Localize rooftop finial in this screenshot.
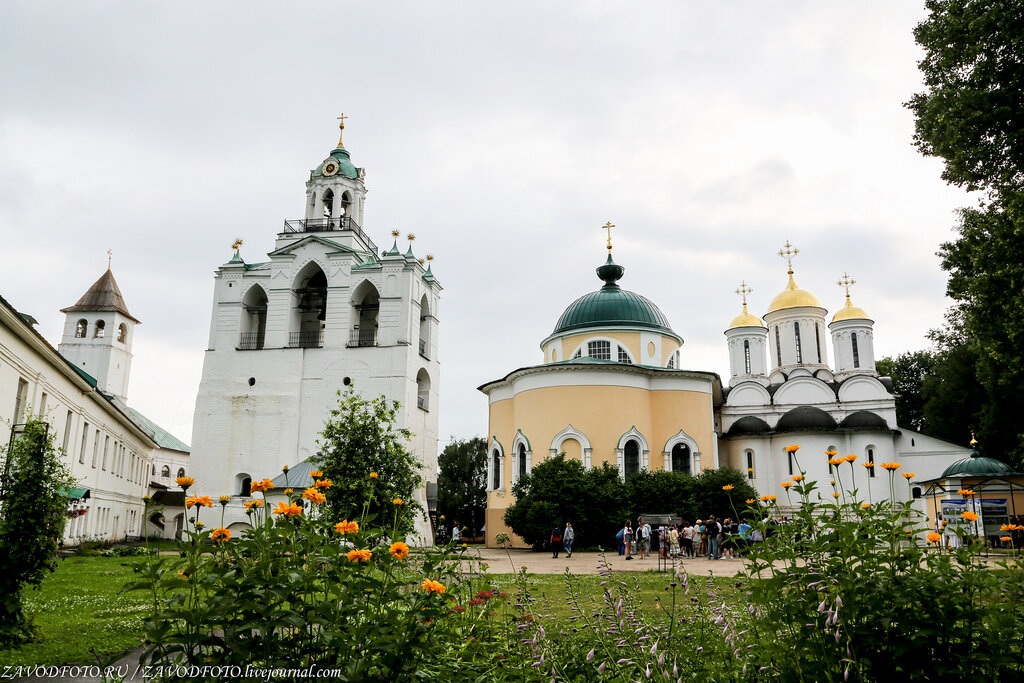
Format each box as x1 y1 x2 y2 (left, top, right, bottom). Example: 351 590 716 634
970 431 978 448
837 272 856 301
106 249 113 270
336 113 348 147
407 233 416 242
778 240 799 274
601 221 615 252
391 230 400 238
735 281 753 306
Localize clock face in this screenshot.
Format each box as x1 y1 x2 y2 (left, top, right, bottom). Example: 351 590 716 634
322 158 339 176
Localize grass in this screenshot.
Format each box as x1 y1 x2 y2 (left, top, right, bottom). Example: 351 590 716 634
0 555 151 667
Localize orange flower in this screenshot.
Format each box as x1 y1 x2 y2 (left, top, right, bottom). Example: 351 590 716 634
219 495 230 506
745 498 756 504
389 541 410 560
780 482 793 489
999 536 1012 542
393 497 405 505
346 549 372 563
831 492 841 498
185 496 213 509
722 485 734 491
961 511 979 522
824 449 838 457
784 444 801 453
272 501 303 517
370 472 379 479
927 532 942 543
334 520 359 534
243 499 264 510
315 479 332 489
309 470 324 479
747 467 754 473
902 472 916 479
862 462 875 469
844 454 858 463
421 578 446 594
176 476 195 489
282 465 289 472
302 487 326 504
284 488 293 494
211 527 231 542
250 479 274 493
759 495 776 502
791 475 803 482
957 489 975 496
828 458 844 467
860 503 870 509
880 462 900 471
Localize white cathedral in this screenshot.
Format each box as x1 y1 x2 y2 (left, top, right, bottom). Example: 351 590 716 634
188 120 441 537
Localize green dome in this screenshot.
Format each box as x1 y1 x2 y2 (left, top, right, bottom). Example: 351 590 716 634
313 147 359 179
940 451 1022 478
552 255 675 335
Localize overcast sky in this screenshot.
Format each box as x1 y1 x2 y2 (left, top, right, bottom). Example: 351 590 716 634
0 2 971 450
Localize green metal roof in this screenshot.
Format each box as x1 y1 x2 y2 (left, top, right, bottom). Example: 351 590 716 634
313 147 359 179
552 255 674 336
124 406 191 453
940 451 1022 478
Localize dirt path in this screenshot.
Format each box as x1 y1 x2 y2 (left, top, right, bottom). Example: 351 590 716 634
460 548 750 576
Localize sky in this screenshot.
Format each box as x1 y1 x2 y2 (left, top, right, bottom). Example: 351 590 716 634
0 2 972 449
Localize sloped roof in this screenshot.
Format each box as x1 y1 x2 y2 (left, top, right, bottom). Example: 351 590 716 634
271 459 317 489
106 395 190 453
61 269 140 323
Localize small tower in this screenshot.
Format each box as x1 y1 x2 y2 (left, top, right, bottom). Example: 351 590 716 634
829 273 876 378
762 242 829 375
304 114 366 227
58 262 139 402
725 281 768 383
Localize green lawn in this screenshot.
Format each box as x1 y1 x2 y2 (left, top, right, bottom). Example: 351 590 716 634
0 556 151 667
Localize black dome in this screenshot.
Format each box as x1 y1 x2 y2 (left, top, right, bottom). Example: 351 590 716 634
776 406 838 432
727 416 771 436
840 411 889 430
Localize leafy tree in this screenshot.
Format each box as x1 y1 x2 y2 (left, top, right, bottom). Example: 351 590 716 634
437 437 487 538
623 470 695 520
690 468 758 522
315 385 423 537
0 417 75 646
877 351 937 432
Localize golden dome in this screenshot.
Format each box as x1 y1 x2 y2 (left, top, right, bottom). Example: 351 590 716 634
766 272 822 312
728 303 764 329
832 295 871 322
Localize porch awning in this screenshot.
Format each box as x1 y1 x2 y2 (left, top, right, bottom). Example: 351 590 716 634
61 487 90 500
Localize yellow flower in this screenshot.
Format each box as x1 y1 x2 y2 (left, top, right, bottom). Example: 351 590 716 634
185 496 213 509
243 499 263 510
315 479 332 489
250 479 274 493
902 472 916 479
272 501 303 517
219 495 230 506
334 520 359 534
999 536 1012 542
745 498 756 504
828 458 844 467
393 498 405 505
421 578 447 594
824 449 838 457
831 492 841 498
791 475 803 482
440 515 445 520
390 541 410 560
282 465 289 472
747 467 754 472
759 495 776 502
862 462 875 469
310 470 324 479
211 527 231 542
780 482 793 489
844 454 858 463
722 485 734 491
861 503 870 509
370 472 379 479
830 480 836 486
302 487 326 504
347 548 372 563
927 532 942 543
961 511 979 522
176 476 195 489
284 488 293 494
957 489 975 496
785 444 801 453
880 462 901 471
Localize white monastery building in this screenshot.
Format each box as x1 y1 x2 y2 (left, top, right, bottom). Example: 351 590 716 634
189 120 441 538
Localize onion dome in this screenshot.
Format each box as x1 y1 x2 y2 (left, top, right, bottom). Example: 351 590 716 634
832 294 871 322
728 303 764 329
940 449 1022 478
312 117 359 179
552 254 675 335
776 406 838 432
767 271 822 312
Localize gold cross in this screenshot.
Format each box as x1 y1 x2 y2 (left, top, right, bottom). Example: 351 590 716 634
778 240 799 272
601 222 615 251
106 249 112 269
735 281 753 305
336 114 348 146
391 229 400 238
232 238 243 251
407 233 416 242
836 272 856 296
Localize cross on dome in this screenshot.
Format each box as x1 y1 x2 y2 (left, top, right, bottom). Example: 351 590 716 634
778 240 799 274
735 281 753 305
601 222 615 252
837 272 856 297
336 113 348 147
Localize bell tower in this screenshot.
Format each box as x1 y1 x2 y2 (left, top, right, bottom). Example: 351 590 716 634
304 115 366 226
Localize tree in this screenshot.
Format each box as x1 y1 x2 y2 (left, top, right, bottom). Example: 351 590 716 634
0 417 75 646
690 468 758 522
876 351 937 432
436 437 487 538
315 386 422 537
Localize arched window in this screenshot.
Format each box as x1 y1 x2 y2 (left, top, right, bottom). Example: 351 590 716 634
75 319 88 338
587 340 611 360
351 280 380 347
94 320 106 338
237 474 252 496
292 264 327 348
518 443 527 478
618 345 633 364
340 191 352 216
117 323 127 343
746 450 754 479
867 448 876 478
775 327 782 366
912 486 922 499
827 444 837 474
671 443 690 474
419 295 430 358
815 322 822 363
572 348 582 359
416 368 430 410
794 322 803 363
160 465 170 477
743 340 751 374
624 440 640 479
492 450 501 490
322 188 334 218
177 467 186 479
241 285 268 349
852 332 860 368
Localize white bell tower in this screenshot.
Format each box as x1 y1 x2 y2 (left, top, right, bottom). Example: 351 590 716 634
725 281 768 382
829 273 876 379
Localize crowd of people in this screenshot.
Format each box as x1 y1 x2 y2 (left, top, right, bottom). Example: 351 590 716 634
611 516 767 561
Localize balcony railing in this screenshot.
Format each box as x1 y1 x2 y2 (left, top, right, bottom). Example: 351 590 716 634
349 329 378 347
238 333 265 350
419 339 428 359
282 217 378 255
289 331 323 348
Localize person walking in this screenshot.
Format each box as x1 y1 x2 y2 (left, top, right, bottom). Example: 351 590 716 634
638 518 651 560
706 516 721 560
623 523 634 560
682 522 695 558
563 522 575 558
668 524 680 558
550 524 562 558
452 521 461 544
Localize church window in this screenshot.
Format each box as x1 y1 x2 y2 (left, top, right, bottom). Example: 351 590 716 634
492 450 501 490
63 410 73 455
588 340 611 360
518 444 527 478
101 436 110 470
672 443 690 474
618 345 632 364
13 378 28 420
788 450 794 476
867 448 875 478
341 191 352 216
794 322 803 363
827 444 837 474
94 320 105 338
852 333 860 368
419 295 430 359
416 369 430 410
321 188 334 218
238 474 252 497
75 319 88 338
624 440 640 479
177 468 186 479
92 430 100 468
743 340 751 374
161 465 170 477
117 323 128 343
79 422 89 464
350 280 380 348
572 348 582 359
291 266 327 348
241 285 268 350
775 327 782 366
912 486 922 499
815 323 822 363
746 450 754 479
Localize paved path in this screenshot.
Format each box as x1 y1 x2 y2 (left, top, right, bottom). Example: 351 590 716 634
461 548 749 576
